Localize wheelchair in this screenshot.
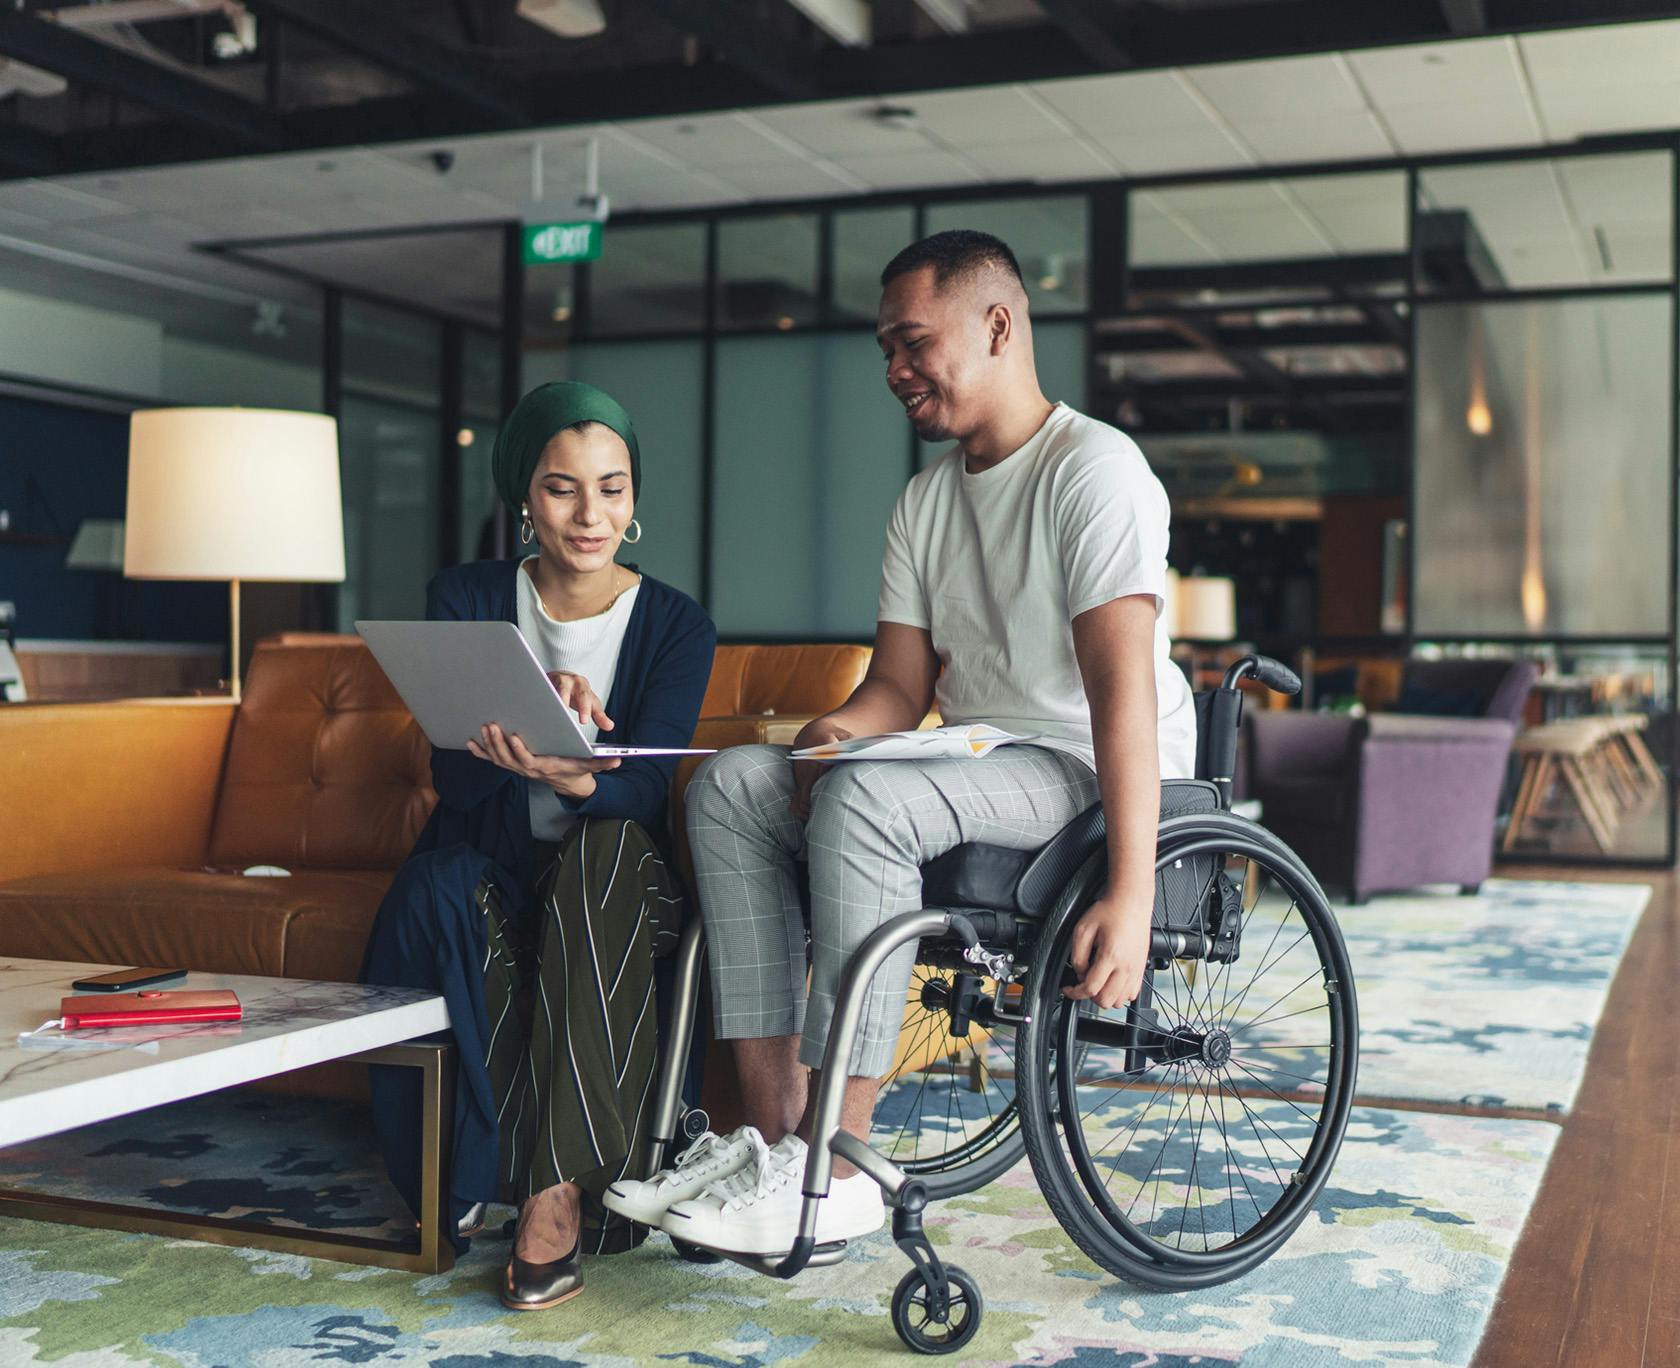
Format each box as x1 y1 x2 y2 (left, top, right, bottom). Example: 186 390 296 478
643 655 1359 1355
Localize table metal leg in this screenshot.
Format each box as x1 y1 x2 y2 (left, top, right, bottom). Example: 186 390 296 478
0 1038 456 1274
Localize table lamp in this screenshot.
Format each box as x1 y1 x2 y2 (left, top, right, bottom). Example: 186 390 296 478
1176 576 1237 642
123 408 345 702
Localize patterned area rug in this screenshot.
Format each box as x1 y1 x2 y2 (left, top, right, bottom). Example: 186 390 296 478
0 1092 1555 1367
1331 877 1649 1113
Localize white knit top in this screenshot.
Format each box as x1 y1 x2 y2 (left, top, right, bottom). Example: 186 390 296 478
516 557 641 841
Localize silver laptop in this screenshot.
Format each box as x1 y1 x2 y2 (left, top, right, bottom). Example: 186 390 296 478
356 619 713 760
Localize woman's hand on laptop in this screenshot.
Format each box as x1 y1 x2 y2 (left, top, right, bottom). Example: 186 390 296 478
547 671 613 732
469 722 621 800
1063 891 1152 1010
788 718 853 821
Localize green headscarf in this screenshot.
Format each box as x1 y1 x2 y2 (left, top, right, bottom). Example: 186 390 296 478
491 381 641 512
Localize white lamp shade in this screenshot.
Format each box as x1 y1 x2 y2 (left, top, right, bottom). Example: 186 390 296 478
66 519 125 570
124 408 346 582
1176 576 1237 641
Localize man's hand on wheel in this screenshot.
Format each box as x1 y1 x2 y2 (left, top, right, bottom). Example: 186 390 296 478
1064 891 1153 1010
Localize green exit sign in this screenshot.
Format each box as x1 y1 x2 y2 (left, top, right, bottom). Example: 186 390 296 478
523 221 602 264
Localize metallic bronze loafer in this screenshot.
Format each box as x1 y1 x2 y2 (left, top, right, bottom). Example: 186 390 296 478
456 1202 486 1240
501 1240 583 1312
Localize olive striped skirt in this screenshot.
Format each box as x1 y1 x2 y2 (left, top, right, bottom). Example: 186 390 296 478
480 817 682 1256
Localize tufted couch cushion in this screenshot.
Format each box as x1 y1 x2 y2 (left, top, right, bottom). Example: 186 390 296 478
698 643 870 717
207 640 436 871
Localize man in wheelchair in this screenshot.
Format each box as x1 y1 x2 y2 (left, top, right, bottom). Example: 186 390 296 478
606 230 1198 1256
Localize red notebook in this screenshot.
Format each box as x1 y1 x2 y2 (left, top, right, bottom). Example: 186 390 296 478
59 989 242 1030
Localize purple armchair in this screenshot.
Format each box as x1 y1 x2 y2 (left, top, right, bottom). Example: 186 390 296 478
1247 659 1540 904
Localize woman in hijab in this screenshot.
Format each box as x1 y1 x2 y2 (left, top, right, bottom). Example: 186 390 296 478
361 381 716 1311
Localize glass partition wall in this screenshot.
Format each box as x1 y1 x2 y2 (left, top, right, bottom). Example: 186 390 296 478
233 137 1676 866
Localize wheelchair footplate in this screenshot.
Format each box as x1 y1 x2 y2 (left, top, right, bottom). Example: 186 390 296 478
668 1144 985 1354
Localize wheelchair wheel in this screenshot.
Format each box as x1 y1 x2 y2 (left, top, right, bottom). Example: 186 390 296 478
1018 817 1358 1289
891 1264 982 1355
868 963 1027 1200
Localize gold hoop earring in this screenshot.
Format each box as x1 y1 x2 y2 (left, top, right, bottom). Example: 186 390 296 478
622 518 642 545
519 505 533 546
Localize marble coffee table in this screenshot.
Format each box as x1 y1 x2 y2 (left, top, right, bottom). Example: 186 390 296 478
0 957 456 1272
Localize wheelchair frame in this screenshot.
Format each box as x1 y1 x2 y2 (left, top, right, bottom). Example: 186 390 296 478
641 654 1358 1354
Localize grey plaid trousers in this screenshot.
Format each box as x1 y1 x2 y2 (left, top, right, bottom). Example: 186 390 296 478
685 743 1100 1077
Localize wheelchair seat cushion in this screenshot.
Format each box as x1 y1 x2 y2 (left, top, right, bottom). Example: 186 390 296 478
917 779 1223 919
919 842 1030 913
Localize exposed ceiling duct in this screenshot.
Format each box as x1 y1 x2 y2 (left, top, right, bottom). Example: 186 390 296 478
786 0 871 48
48 0 235 29
516 0 608 39
913 0 971 34
0 56 67 98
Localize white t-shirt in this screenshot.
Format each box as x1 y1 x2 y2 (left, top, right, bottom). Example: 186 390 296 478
877 403 1197 778
516 558 642 841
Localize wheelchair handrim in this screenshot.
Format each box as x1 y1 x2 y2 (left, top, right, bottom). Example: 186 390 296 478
1031 822 1359 1271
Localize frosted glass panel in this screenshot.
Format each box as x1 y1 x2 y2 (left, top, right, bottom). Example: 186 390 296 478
1414 294 1671 637
458 329 501 562
924 195 1087 314
338 298 443 627
589 224 706 335
337 395 440 628
713 334 908 636
342 298 441 409
522 341 704 598
718 213 820 329
920 320 1086 468
1036 319 1088 411
833 206 916 323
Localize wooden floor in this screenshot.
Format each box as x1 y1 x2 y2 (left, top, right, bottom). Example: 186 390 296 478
1473 861 1678 1368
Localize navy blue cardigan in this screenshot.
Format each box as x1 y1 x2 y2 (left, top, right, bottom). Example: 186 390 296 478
364 561 712 1239
411 559 717 892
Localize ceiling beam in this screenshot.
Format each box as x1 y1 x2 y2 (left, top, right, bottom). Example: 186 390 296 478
241 0 528 125
1033 0 1133 70
640 0 818 101
1161 316 1294 393
0 13 282 149
0 121 60 176
1439 0 1488 34
32 63 768 179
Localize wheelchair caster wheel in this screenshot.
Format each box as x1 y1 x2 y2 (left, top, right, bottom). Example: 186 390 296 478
891 1264 982 1355
671 1236 721 1264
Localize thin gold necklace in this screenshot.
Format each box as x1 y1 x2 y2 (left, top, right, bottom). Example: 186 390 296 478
530 560 625 622
596 564 625 617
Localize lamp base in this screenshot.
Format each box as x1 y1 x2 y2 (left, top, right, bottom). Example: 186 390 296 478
228 578 241 704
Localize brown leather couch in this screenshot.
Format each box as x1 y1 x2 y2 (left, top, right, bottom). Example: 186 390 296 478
0 635 870 988
1 635 997 1114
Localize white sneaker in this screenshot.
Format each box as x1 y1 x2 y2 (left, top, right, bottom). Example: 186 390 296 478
661 1131 885 1255
603 1126 762 1226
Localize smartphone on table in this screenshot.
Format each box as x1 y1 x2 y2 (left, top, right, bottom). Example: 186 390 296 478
69 967 187 993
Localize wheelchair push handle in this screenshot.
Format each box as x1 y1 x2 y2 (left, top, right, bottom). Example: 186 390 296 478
1220 654 1301 697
